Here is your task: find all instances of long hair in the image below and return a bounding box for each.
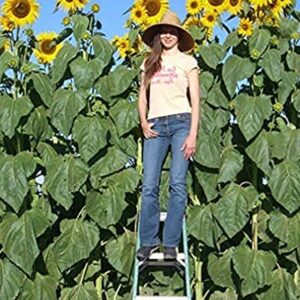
[143,34,163,89]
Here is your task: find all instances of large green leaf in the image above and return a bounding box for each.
[260,49,283,82]
[292,89,300,112]
[248,28,271,57]
[0,95,33,138]
[3,211,40,275]
[0,259,26,299]
[45,156,89,209]
[286,52,300,74]
[105,230,135,277]
[222,55,256,97]
[52,219,99,272]
[199,71,214,99]
[73,115,108,162]
[92,35,114,65]
[260,268,299,300]
[30,73,54,107]
[90,146,128,179]
[209,289,237,300]
[188,204,222,248]
[36,142,58,165]
[207,249,235,289]
[198,44,225,69]
[214,184,258,238]
[195,170,218,202]
[51,43,78,84]
[277,71,298,104]
[218,147,243,183]
[246,130,272,176]
[235,94,272,141]
[268,211,300,252]
[0,152,36,213]
[232,245,276,297]
[21,274,57,300]
[60,283,98,300]
[0,51,14,80]
[224,31,242,49]
[207,83,228,109]
[72,15,89,42]
[269,161,300,214]
[110,100,139,136]
[50,89,86,136]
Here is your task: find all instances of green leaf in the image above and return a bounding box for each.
[0,51,14,80]
[30,73,54,107]
[60,283,98,300]
[260,269,299,300]
[195,170,218,202]
[110,100,139,136]
[188,204,221,248]
[0,259,26,300]
[260,49,283,82]
[72,15,89,42]
[207,249,235,289]
[207,83,228,109]
[199,71,214,99]
[209,288,237,300]
[218,147,243,183]
[232,245,277,297]
[291,89,300,112]
[0,95,33,138]
[246,130,272,176]
[21,274,56,300]
[52,219,99,272]
[73,115,108,162]
[105,230,135,277]
[222,55,256,97]
[3,211,40,275]
[224,31,242,49]
[0,152,36,213]
[277,71,298,104]
[269,161,300,214]
[90,146,128,178]
[214,184,258,238]
[37,142,58,165]
[198,44,225,69]
[50,90,86,136]
[51,43,78,84]
[235,94,272,141]
[92,35,114,65]
[268,211,300,252]
[248,28,271,57]
[286,52,300,74]
[46,156,88,206]
[279,18,299,38]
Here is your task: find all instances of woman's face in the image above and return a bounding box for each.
[159,25,179,50]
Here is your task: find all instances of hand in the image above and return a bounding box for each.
[141,122,159,139]
[181,134,196,160]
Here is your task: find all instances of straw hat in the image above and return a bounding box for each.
[142,11,194,52]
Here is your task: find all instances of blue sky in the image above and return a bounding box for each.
[33,0,299,41]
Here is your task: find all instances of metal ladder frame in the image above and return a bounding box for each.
[132,212,191,300]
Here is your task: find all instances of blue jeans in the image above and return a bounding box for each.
[139,113,191,248]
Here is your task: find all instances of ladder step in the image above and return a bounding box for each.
[160,212,167,222]
[148,252,185,260]
[136,297,188,300]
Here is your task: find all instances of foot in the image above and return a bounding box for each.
[164,247,177,260]
[137,245,159,261]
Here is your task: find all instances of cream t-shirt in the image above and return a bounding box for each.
[141,52,198,119]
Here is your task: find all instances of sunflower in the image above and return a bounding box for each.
[56,0,88,12]
[138,0,169,25]
[131,1,148,25]
[183,15,202,29]
[277,0,292,7]
[186,0,203,15]
[112,34,131,58]
[0,39,11,53]
[0,14,15,31]
[269,0,283,19]
[237,18,253,36]
[227,0,242,15]
[2,0,40,27]
[249,0,272,8]
[201,10,218,28]
[33,32,63,64]
[204,0,227,14]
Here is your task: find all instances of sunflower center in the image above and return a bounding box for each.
[207,15,215,22]
[191,1,199,9]
[144,0,161,16]
[66,0,74,3]
[41,39,56,55]
[230,0,239,6]
[135,10,142,18]
[208,0,224,6]
[242,24,249,30]
[12,0,31,18]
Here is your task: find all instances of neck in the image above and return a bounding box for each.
[162,47,180,56]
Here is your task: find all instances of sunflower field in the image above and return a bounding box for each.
[0,0,299,299]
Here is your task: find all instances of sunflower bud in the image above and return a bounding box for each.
[270,35,279,45]
[273,102,283,112]
[52,136,59,144]
[228,100,235,110]
[259,192,266,200]
[9,58,18,68]
[82,31,91,40]
[21,64,30,74]
[62,17,71,26]
[250,49,259,60]
[267,122,275,129]
[91,3,100,13]
[25,28,34,37]
[290,32,300,40]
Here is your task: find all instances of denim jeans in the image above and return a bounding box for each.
[139,112,191,248]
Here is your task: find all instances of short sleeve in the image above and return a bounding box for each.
[185,56,199,73]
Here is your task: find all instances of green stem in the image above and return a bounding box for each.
[79,262,89,285]
[251,210,258,250]
[194,254,203,300]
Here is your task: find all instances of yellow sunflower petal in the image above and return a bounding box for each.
[237,18,253,36]
[249,0,273,8]
[2,0,40,27]
[186,0,204,15]
[33,32,62,64]
[138,0,169,25]
[226,0,243,15]
[0,14,15,31]
[204,0,227,14]
[57,0,88,12]
[131,1,148,24]
[201,10,218,28]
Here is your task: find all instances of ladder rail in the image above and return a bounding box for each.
[182,216,191,300]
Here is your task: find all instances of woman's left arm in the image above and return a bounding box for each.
[181,68,200,160]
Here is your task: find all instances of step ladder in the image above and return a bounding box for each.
[132,212,191,300]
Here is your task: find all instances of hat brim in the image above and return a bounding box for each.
[142,23,194,52]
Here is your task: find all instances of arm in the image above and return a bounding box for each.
[181,67,200,160]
